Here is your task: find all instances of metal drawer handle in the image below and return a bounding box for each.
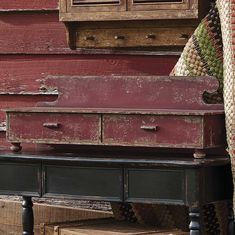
[43,123,60,128]
[140,125,159,131]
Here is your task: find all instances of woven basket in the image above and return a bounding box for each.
[217,0,234,145]
[215,0,235,207]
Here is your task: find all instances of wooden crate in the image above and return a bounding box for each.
[41,218,188,235]
[0,199,112,235]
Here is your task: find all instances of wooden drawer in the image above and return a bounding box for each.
[0,162,41,196]
[102,114,219,148]
[43,165,123,201]
[7,112,101,145]
[76,26,193,48]
[125,168,185,203]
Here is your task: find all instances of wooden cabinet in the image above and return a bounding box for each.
[59,0,211,48]
[60,0,209,21]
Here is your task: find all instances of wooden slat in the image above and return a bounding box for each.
[39,75,222,110]
[0,55,178,94]
[43,219,188,235]
[0,0,58,11]
[0,13,69,54]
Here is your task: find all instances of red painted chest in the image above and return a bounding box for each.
[5,75,226,158]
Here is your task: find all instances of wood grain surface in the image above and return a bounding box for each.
[0,55,178,94]
[0,1,58,11]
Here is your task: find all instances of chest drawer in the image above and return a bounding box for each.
[7,112,101,145]
[102,114,212,148]
[43,165,123,201]
[76,26,193,48]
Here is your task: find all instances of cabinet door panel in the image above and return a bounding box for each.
[128,0,191,12]
[66,0,126,12]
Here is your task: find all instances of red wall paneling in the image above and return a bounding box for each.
[0,0,58,11]
[0,12,68,54]
[0,55,178,94]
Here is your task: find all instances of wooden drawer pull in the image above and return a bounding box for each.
[146,34,156,39]
[140,125,159,131]
[114,35,125,40]
[84,36,95,41]
[43,123,60,128]
[180,34,189,39]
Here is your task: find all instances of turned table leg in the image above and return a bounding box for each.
[22,196,34,235]
[228,201,235,235]
[189,207,201,235]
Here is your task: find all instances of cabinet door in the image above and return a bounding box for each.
[128,0,196,19]
[66,0,126,13]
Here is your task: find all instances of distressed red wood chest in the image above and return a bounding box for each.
[5,75,226,158]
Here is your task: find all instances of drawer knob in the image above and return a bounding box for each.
[180,34,189,40]
[43,123,60,128]
[146,34,156,39]
[140,125,159,131]
[114,35,125,40]
[84,36,95,41]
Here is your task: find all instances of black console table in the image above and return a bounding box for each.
[0,152,233,235]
